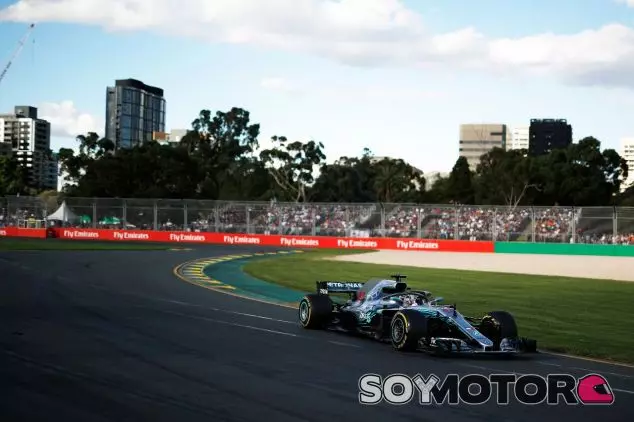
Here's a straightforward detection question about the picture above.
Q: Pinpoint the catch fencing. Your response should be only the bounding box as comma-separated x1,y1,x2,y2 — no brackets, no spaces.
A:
1,196,633,244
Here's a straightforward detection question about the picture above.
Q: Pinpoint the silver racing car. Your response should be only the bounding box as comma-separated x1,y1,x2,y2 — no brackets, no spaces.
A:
298,274,537,355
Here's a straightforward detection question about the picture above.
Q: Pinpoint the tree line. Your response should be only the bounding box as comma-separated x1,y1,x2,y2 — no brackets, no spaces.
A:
1,106,633,206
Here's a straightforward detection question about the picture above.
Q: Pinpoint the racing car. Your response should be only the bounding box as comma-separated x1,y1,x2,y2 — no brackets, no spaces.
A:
298,274,537,355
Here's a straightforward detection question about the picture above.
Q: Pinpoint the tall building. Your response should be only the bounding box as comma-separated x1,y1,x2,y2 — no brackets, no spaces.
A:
152,129,188,147
458,124,507,170
425,171,450,191
528,118,572,156
621,138,634,192
0,106,58,190
105,78,166,149
508,126,529,151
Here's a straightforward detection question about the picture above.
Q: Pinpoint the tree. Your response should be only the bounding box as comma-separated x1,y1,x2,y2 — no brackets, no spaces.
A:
310,150,378,202
72,141,201,198
259,136,326,202
0,155,27,196
58,132,115,190
536,137,626,206
371,158,425,203
446,156,475,204
187,107,261,199
47,105,629,209
618,185,634,206
424,175,451,203
475,148,540,207
309,149,427,203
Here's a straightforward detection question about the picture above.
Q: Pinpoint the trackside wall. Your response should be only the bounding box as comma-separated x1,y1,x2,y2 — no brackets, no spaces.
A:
493,241,634,257
2,228,633,256
0,227,494,253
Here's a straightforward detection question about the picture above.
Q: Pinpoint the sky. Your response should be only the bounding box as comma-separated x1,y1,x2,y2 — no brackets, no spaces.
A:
0,0,634,175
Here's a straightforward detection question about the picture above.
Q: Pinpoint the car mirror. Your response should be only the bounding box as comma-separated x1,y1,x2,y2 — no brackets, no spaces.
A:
431,297,443,304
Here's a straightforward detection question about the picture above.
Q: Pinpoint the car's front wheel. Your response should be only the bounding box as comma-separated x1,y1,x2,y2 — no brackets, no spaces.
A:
391,310,428,352
478,310,518,350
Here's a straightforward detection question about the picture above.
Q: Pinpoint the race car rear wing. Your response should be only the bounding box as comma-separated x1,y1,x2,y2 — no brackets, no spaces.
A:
316,281,365,295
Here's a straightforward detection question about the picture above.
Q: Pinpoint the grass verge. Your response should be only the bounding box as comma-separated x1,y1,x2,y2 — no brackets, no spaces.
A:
243,250,634,363
0,238,172,251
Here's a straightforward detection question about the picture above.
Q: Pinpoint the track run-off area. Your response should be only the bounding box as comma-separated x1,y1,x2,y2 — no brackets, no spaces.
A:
1,244,633,422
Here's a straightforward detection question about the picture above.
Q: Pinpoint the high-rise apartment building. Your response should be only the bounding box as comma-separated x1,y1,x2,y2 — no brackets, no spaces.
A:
528,119,572,156
0,106,58,190
621,138,634,192
105,79,166,149
459,124,507,170
508,126,529,151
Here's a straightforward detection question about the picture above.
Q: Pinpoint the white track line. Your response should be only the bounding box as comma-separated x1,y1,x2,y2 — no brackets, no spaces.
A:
161,309,299,337
613,388,634,395
154,298,297,325
328,340,362,348
460,363,521,376
83,283,298,325
86,283,634,380
47,263,634,375
460,363,634,395
536,362,634,379
136,306,363,349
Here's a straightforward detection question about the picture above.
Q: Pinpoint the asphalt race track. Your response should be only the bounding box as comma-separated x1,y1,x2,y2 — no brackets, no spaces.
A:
1,245,633,422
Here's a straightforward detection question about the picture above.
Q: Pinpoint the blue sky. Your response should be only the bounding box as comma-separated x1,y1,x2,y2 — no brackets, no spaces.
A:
1,0,633,174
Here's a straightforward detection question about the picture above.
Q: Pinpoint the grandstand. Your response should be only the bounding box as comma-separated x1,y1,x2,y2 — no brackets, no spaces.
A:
575,206,634,244
1,195,632,244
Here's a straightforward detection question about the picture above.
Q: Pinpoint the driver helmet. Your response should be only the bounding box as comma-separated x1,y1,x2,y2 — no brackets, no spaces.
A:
402,295,414,307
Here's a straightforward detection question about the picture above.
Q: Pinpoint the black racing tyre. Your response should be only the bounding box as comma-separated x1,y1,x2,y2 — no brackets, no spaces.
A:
390,310,428,352
478,311,518,349
520,337,538,353
298,294,333,329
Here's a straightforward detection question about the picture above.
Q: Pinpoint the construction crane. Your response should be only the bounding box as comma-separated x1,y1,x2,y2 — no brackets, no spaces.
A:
0,23,36,87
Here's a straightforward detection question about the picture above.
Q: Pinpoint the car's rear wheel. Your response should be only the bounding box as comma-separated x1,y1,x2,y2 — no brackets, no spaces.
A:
298,294,333,329
391,310,428,352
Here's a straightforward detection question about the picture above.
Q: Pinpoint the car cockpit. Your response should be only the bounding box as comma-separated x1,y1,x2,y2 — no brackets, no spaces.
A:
348,274,429,307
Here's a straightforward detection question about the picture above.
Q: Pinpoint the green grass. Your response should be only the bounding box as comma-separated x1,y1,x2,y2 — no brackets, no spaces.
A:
243,250,634,363
0,238,172,251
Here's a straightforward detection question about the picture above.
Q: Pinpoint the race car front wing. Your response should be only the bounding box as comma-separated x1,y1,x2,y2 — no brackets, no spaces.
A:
425,336,537,354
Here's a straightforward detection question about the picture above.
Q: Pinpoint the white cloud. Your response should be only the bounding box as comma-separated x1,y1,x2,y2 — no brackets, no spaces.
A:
260,75,446,101
616,0,634,7
2,0,634,87
38,101,101,138
324,85,447,101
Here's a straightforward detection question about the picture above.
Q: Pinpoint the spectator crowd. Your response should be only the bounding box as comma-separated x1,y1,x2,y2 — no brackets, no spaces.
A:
1,199,633,245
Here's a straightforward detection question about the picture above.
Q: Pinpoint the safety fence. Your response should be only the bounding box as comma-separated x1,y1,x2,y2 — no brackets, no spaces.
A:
1,196,633,245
